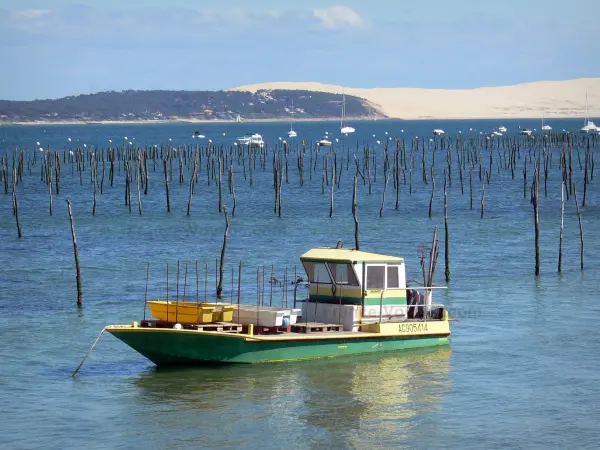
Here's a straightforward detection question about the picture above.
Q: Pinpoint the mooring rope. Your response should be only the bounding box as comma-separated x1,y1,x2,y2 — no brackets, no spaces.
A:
71,327,106,377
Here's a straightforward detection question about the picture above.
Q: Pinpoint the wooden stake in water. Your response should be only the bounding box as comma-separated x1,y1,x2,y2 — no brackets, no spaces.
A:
12,168,22,238
49,158,53,216
67,199,83,307
573,185,584,271
428,175,435,217
352,175,359,250
444,169,450,282
217,206,229,299
163,160,171,213
329,161,335,218
558,182,565,273
531,162,540,276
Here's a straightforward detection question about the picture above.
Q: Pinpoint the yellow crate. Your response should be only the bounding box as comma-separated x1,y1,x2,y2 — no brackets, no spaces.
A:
148,301,217,324
200,303,237,323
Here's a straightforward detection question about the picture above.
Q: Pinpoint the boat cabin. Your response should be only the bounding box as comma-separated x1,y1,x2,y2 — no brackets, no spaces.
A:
299,247,411,330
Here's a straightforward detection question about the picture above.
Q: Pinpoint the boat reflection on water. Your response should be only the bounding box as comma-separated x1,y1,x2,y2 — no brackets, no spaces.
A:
131,348,451,447
299,347,452,445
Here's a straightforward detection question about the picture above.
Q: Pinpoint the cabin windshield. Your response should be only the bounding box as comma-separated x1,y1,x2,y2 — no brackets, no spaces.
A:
302,261,332,284
328,263,359,286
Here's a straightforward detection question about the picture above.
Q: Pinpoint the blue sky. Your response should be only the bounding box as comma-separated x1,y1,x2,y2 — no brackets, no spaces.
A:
1,0,598,100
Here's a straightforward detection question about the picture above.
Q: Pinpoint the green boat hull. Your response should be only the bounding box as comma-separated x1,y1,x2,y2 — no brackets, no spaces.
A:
107,329,450,365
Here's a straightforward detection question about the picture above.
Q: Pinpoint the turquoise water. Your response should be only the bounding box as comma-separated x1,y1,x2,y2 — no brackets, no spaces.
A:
1,119,599,449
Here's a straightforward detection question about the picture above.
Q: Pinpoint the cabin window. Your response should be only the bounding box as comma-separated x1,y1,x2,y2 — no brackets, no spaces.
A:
328,263,359,286
366,265,385,289
387,266,400,288
302,261,332,284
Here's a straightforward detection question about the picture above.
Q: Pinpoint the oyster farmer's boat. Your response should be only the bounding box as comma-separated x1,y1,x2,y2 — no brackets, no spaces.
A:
106,246,451,365
236,133,264,147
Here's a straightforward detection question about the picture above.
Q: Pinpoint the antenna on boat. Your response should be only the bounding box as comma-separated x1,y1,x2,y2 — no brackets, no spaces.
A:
143,262,150,321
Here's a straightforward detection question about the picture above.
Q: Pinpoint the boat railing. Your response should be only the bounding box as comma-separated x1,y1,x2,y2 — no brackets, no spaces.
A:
379,288,385,323
293,281,310,309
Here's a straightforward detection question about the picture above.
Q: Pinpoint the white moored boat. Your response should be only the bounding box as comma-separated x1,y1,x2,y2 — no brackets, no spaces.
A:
318,136,332,147
580,120,598,134
580,91,597,134
340,89,355,136
237,133,264,147
541,114,552,131
288,100,298,138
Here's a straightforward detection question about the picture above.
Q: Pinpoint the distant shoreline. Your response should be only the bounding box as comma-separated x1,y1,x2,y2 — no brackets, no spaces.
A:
1,114,597,127
0,116,380,127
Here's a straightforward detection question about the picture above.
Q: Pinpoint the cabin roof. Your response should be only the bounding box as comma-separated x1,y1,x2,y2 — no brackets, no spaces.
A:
300,248,404,263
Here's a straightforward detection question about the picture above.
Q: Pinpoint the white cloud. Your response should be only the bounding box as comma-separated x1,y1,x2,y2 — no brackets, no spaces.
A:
12,9,50,20
312,6,365,29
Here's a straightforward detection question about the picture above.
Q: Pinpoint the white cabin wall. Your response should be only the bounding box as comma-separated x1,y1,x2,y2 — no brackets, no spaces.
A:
361,304,407,320
399,262,406,289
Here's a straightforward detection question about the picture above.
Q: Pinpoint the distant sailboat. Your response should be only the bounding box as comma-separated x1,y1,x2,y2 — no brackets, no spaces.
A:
541,112,552,131
288,100,297,138
580,91,598,133
340,89,355,136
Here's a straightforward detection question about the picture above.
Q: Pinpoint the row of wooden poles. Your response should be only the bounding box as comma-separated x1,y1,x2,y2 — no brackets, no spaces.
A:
1,132,597,307
2,134,596,219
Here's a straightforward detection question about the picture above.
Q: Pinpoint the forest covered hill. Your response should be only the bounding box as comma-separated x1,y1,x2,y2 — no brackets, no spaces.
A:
0,89,385,123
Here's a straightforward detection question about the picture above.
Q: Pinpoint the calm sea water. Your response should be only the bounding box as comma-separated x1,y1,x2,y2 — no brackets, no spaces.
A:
1,119,599,449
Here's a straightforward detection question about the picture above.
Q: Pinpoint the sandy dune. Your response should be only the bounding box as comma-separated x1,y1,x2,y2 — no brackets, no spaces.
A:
229,78,600,120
